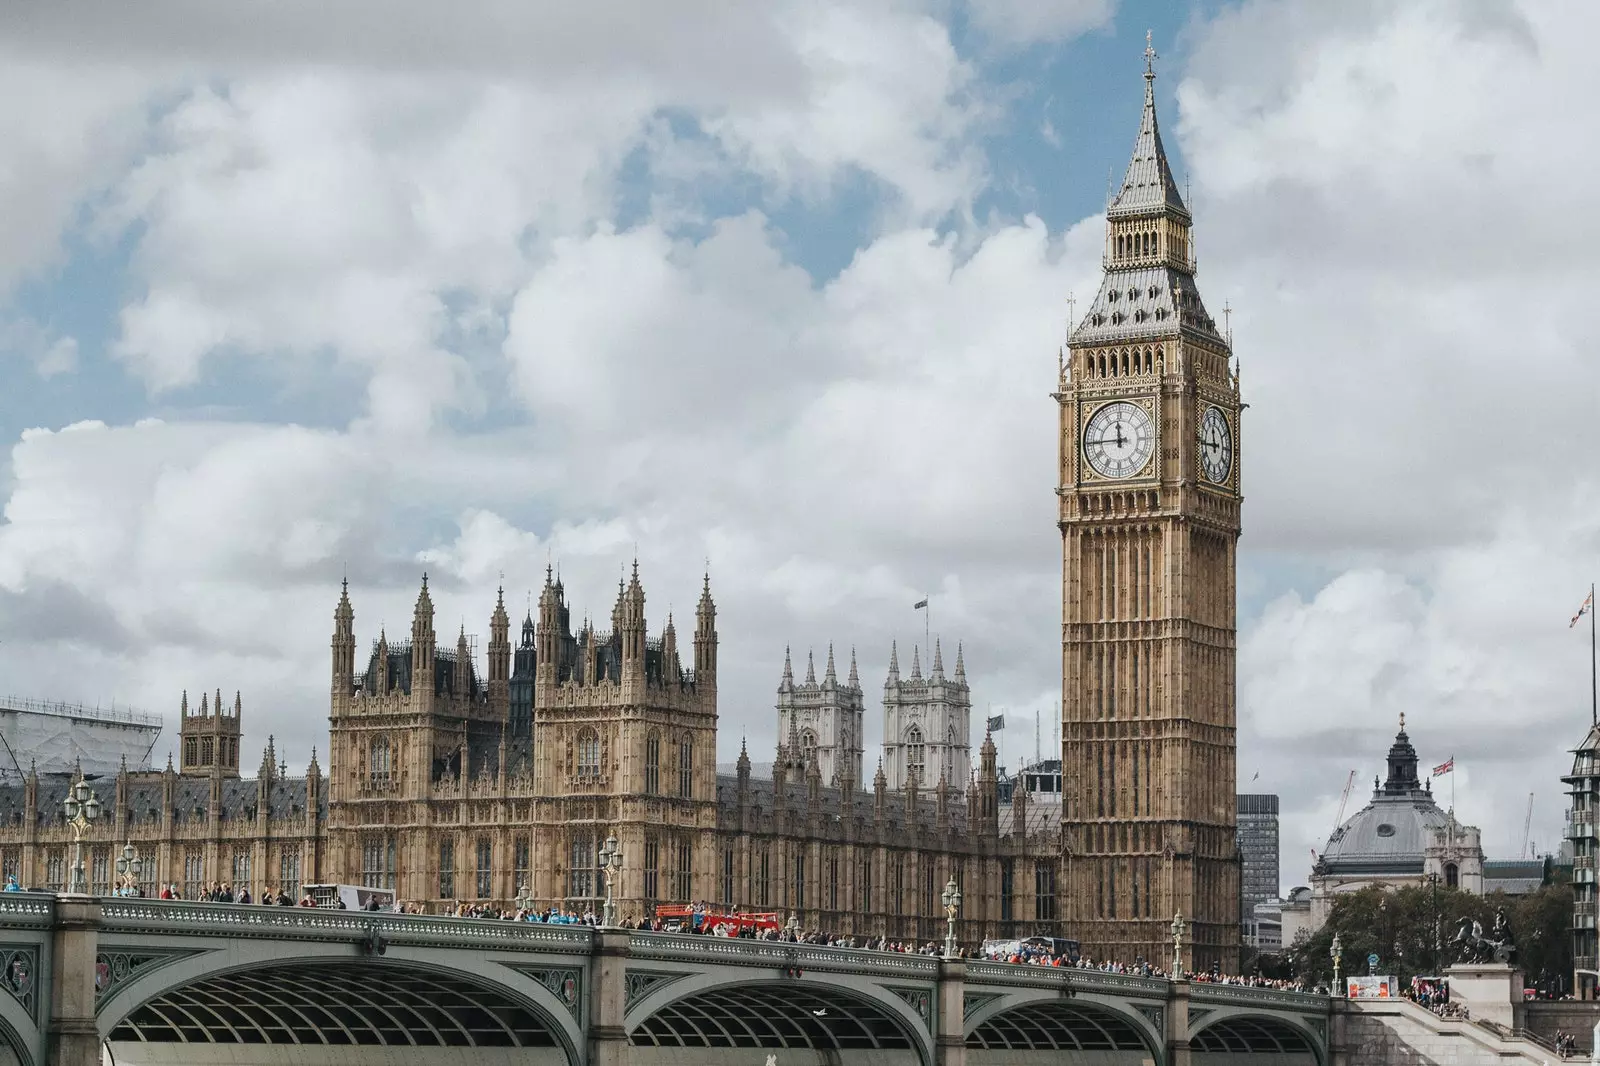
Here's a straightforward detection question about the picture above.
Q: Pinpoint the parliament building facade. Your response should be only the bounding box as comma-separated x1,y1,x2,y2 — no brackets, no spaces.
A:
0,568,1064,946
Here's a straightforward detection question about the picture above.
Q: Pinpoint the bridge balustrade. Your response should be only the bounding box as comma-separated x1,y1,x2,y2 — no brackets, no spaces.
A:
0,892,1333,1066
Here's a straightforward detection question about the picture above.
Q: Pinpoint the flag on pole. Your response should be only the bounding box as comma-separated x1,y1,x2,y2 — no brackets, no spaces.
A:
1432,757,1454,777
987,714,1005,732
913,598,928,610
1573,589,1594,628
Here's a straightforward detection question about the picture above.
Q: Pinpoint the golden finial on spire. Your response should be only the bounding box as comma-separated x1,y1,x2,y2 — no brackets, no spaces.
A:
1144,30,1158,78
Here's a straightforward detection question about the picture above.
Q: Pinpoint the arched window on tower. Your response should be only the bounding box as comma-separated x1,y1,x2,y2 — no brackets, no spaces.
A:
370,735,392,786
1445,863,1459,889
184,737,196,768
679,736,694,798
577,729,601,779
201,737,213,765
905,726,925,787
799,729,817,766
644,731,661,794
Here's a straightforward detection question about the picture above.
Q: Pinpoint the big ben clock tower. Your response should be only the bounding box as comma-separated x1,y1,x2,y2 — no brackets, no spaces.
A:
1058,41,1241,973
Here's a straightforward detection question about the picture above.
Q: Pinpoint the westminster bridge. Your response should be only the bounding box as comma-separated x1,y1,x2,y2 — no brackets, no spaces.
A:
0,893,1331,1066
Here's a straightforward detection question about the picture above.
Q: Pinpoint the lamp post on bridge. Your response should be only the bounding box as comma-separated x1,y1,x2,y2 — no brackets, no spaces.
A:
1331,933,1344,995
941,877,962,960
115,842,143,897
1170,912,1185,978
598,833,622,928
515,882,533,918
61,775,102,895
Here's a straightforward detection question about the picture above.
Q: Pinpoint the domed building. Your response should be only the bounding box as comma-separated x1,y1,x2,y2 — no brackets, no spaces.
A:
1281,716,1483,942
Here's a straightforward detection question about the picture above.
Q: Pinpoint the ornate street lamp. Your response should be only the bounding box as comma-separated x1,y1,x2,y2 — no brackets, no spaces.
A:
62,776,102,895
115,842,143,897
514,882,533,917
1170,912,1185,978
941,877,963,959
1331,933,1344,994
1426,872,1442,973
598,833,622,928
786,912,800,938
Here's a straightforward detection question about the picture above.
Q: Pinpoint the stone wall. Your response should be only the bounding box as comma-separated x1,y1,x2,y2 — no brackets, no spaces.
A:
1338,1001,1546,1065
1525,1000,1600,1052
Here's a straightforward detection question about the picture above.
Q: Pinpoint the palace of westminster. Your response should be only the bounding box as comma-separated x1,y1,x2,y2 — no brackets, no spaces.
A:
0,58,1247,970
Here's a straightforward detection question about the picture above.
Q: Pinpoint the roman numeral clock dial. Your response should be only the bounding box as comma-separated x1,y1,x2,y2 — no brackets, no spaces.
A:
1199,404,1233,484
1082,401,1155,479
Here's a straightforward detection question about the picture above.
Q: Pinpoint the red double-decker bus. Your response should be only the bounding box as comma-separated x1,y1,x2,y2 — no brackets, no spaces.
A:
654,904,782,936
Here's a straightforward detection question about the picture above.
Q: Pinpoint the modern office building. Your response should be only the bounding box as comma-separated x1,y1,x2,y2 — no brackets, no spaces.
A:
1237,793,1280,944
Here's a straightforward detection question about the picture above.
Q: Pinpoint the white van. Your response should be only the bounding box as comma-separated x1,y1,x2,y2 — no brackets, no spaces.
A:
304,884,396,912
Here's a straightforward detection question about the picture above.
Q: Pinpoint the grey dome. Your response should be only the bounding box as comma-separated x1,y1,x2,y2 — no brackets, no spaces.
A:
1317,720,1445,876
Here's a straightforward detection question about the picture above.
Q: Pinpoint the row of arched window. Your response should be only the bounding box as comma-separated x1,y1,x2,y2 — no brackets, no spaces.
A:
1115,228,1160,260
183,735,235,769
1083,345,1161,379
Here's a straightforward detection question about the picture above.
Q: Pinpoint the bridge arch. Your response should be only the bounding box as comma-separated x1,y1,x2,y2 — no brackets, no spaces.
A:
97,948,585,1066
1189,1009,1324,1066
963,990,1165,1066
627,972,932,1066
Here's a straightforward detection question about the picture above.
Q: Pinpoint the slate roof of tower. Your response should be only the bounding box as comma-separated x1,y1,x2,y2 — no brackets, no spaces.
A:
1108,66,1189,220
1069,266,1222,347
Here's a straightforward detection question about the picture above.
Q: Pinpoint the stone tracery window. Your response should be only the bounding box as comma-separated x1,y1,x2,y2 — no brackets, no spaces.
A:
644,731,660,794
370,735,392,785
678,737,693,799
577,729,601,778
799,729,817,763
905,725,925,787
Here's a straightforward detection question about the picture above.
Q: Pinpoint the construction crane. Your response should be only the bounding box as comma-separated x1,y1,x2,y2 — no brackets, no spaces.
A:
1331,769,1358,839
1522,793,1535,859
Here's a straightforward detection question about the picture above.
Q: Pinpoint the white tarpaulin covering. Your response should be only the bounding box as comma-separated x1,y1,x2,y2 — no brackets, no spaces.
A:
0,699,163,779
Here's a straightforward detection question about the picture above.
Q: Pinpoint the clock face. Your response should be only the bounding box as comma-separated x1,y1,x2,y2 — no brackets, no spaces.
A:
1083,401,1155,479
1199,405,1233,483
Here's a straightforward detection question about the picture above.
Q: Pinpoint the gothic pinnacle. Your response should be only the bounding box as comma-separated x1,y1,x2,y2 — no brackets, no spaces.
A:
910,644,922,679
931,637,944,678
848,647,859,686
824,643,837,685
805,649,816,685
888,640,900,680
954,642,966,682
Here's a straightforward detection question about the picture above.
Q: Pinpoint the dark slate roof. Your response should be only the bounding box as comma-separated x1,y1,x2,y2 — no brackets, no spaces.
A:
713,772,1000,840
0,772,325,829
1068,266,1222,348
1108,70,1188,220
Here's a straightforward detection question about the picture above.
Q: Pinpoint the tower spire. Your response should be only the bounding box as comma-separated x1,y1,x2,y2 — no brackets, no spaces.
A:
1111,32,1186,219
824,643,837,686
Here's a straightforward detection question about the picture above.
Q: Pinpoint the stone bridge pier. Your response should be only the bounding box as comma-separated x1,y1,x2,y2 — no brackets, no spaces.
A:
0,894,1330,1066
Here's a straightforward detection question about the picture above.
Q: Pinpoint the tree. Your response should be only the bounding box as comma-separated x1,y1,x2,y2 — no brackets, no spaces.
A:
1506,884,1574,996
1288,884,1492,986
1285,882,1574,992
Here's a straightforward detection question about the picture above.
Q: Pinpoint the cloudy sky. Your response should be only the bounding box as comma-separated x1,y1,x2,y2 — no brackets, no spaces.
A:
0,0,1592,892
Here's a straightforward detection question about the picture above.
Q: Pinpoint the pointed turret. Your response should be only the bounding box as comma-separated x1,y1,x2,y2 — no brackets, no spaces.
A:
488,584,511,701
694,570,718,682
411,573,437,704
737,736,752,783
780,646,794,693
887,641,900,683
333,578,356,705
805,649,816,685
910,644,922,680
931,638,944,679
824,643,837,688
848,647,860,688
954,642,966,684
180,690,188,716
